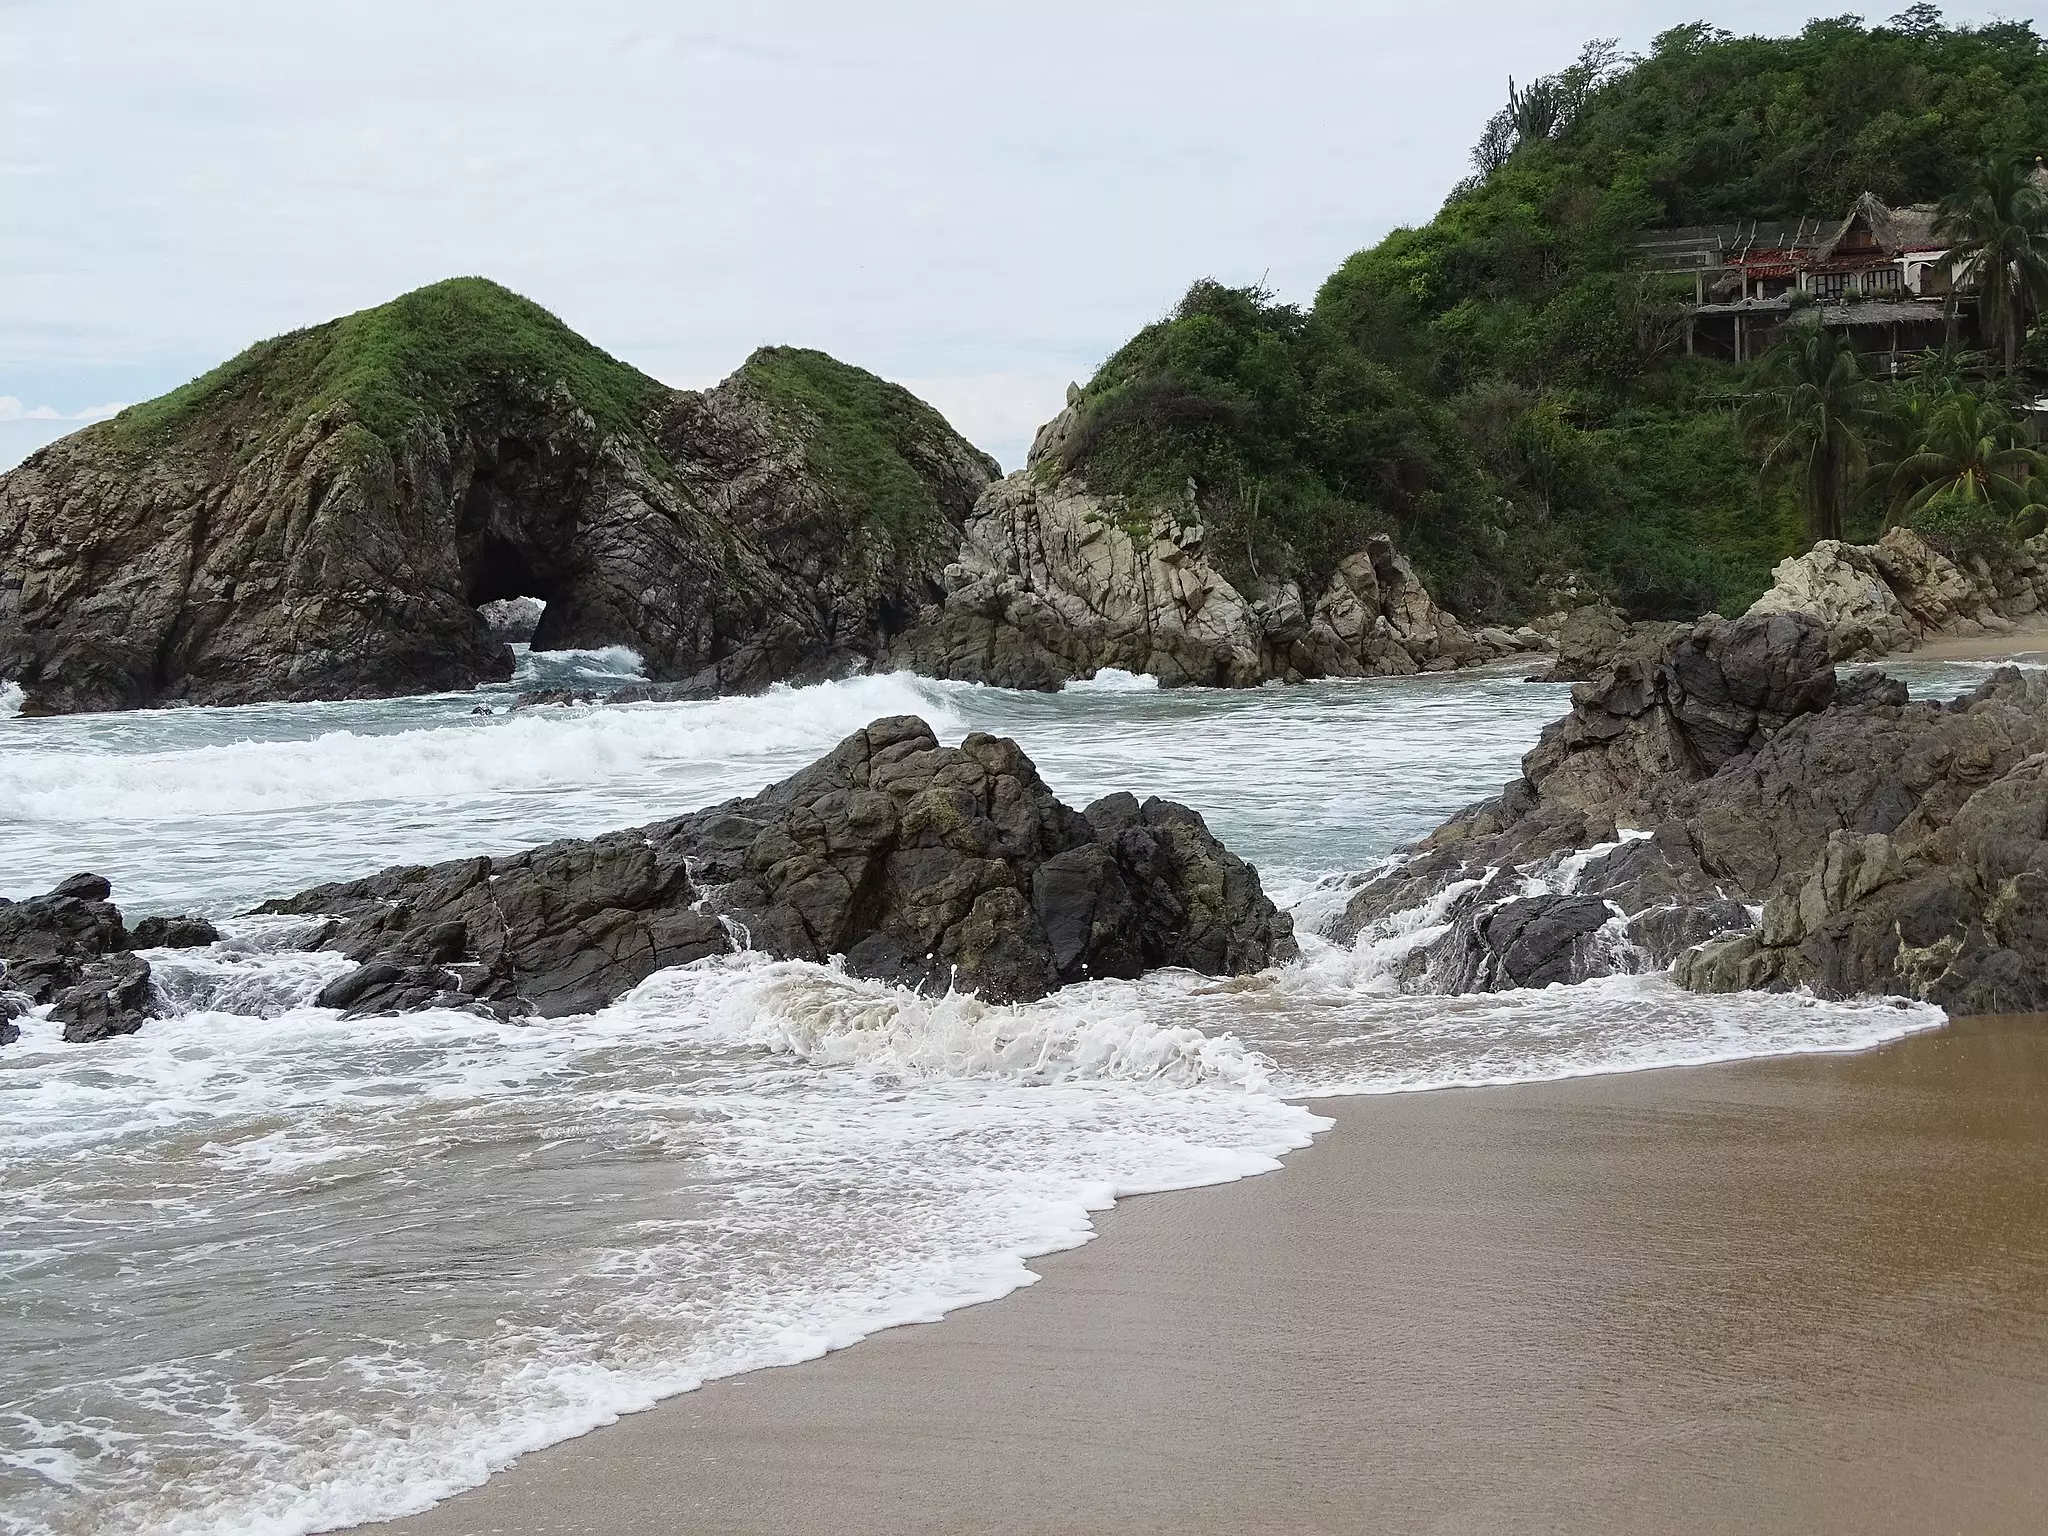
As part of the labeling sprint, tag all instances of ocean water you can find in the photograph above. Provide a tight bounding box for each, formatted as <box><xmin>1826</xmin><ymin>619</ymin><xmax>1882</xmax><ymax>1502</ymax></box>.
<box><xmin>0</xmin><ymin>649</ymin><xmax>1986</xmax><ymax>1535</ymax></box>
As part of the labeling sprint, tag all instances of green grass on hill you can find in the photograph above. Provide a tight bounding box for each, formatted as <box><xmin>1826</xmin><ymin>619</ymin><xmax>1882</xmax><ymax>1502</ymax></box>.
<box><xmin>107</xmin><ymin>277</ymin><xmax>669</xmax><ymax>457</ymax></box>
<box><xmin>1056</xmin><ymin>11</ymin><xmax>2048</xmax><ymax>620</ymax></box>
<box><xmin>737</xmin><ymin>345</ymin><xmax>977</xmax><ymax>542</ymax></box>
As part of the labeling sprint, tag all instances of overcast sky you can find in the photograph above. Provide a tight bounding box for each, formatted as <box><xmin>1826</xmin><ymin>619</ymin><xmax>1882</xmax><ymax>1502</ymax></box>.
<box><xmin>0</xmin><ymin>1</ymin><xmax>2029</xmax><ymax>470</ymax></box>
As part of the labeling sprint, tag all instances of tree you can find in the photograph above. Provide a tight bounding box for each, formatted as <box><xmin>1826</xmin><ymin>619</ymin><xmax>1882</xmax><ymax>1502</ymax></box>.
<box><xmin>1935</xmin><ymin>158</ymin><xmax>2048</xmax><ymax>373</ymax></box>
<box><xmin>1469</xmin><ymin>40</ymin><xmax>1621</xmax><ymax>174</ymax></box>
<box><xmin>1888</xmin><ymin>391</ymin><xmax>2048</xmax><ymax>521</ymax></box>
<box><xmin>1741</xmin><ymin>323</ymin><xmax>1888</xmax><ymax>544</ymax></box>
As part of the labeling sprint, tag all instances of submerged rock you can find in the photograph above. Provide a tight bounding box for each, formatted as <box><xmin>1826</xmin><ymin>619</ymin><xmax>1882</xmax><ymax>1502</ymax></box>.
<box><xmin>267</xmin><ymin>716</ymin><xmax>1295</xmax><ymax>1016</ymax></box>
<box><xmin>1329</xmin><ymin>611</ymin><xmax>2048</xmax><ymax>1011</ymax></box>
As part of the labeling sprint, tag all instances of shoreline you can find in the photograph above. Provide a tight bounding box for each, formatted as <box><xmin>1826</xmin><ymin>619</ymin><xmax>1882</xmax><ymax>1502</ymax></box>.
<box><xmin>1884</xmin><ymin>622</ymin><xmax>2048</xmax><ymax>663</ymax></box>
<box><xmin>377</xmin><ymin>1014</ymin><xmax>2048</xmax><ymax>1536</ymax></box>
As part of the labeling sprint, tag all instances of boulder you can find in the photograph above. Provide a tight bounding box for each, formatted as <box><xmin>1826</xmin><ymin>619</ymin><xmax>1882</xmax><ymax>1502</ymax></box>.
<box><xmin>265</xmin><ymin>716</ymin><xmax>1295</xmax><ymax>1015</ymax></box>
<box><xmin>0</xmin><ymin>875</ymin><xmax>129</xmax><ymax>1003</ymax></box>
<box><xmin>1330</xmin><ymin>611</ymin><xmax>2048</xmax><ymax>1011</ymax></box>
<box><xmin>53</xmin><ymin>953</ymin><xmax>156</xmax><ymax>1044</ymax></box>
<box><xmin>128</xmin><ymin>914</ymin><xmax>221</xmax><ymax>949</ymax></box>
<box><xmin>479</xmin><ymin>596</ymin><xmax>546</xmax><ymax>644</ymax></box>
<box><xmin>1527</xmin><ymin>603</ymin><xmax>1688</xmax><ymax>683</ymax></box>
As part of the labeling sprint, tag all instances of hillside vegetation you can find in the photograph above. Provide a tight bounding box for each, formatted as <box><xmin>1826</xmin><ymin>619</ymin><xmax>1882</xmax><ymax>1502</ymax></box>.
<box><xmin>1055</xmin><ymin>9</ymin><xmax>2048</xmax><ymax>620</ymax></box>
<box><xmin>108</xmin><ymin>277</ymin><xmax>671</xmax><ymax>457</ymax></box>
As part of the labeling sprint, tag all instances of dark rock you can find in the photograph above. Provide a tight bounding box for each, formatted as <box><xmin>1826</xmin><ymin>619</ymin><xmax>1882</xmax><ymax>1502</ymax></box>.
<box><xmin>512</xmin><ymin>689</ymin><xmax>600</xmax><ymax>710</ymax></box>
<box><xmin>267</xmin><ymin>716</ymin><xmax>1294</xmax><ymax>1015</ymax></box>
<box><xmin>50</xmin><ymin>872</ymin><xmax>113</xmax><ymax>901</ymax></box>
<box><xmin>128</xmin><ymin>914</ymin><xmax>220</xmax><ymax>949</ymax></box>
<box><xmin>1835</xmin><ymin>669</ymin><xmax>1910</xmax><ymax>708</ymax></box>
<box><xmin>1419</xmin><ymin>891</ymin><xmax>1619</xmax><ymax>992</ymax></box>
<box><xmin>53</xmin><ymin>953</ymin><xmax>156</xmax><ymax>1043</ymax></box>
<box><xmin>1338</xmin><ymin>613</ymin><xmax>2048</xmax><ymax>1012</ymax></box>
<box><xmin>0</xmin><ymin>283</ymin><xmax>997</xmax><ymax>715</ymax></box>
<box><xmin>0</xmin><ymin>880</ymin><xmax>129</xmax><ymax>1003</ymax></box>
<box><xmin>1533</xmin><ymin>604</ymin><xmax>1691</xmax><ymax>683</ymax></box>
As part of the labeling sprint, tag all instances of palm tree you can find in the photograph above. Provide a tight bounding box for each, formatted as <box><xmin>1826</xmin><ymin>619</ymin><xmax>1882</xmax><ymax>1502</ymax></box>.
<box><xmin>1741</xmin><ymin>322</ymin><xmax>1889</xmax><ymax>544</ymax></box>
<box><xmin>1889</xmin><ymin>392</ymin><xmax>2048</xmax><ymax>522</ymax></box>
<box><xmin>1934</xmin><ymin>159</ymin><xmax>2048</xmax><ymax>374</ymax></box>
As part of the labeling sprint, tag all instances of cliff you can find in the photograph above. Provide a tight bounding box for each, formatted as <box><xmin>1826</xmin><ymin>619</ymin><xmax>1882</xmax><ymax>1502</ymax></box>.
<box><xmin>0</xmin><ymin>279</ymin><xmax>997</xmax><ymax>713</ymax></box>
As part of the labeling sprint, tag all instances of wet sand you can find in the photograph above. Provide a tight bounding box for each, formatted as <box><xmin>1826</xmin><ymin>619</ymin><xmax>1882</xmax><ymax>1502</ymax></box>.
<box><xmin>1889</xmin><ymin>624</ymin><xmax>2048</xmax><ymax>663</ymax></box>
<box><xmin>381</xmin><ymin>1017</ymin><xmax>2048</xmax><ymax>1536</ymax></box>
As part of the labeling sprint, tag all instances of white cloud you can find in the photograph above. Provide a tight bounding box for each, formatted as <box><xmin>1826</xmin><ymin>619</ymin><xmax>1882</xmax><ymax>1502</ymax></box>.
<box><xmin>0</xmin><ymin>1</ymin><xmax>2026</xmax><ymax>464</ymax></box>
<box><xmin>0</xmin><ymin>397</ymin><xmax>125</xmax><ymax>423</ymax></box>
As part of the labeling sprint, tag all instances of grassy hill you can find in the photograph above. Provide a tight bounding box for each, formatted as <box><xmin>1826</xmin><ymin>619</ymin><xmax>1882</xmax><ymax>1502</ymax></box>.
<box><xmin>103</xmin><ymin>277</ymin><xmax>671</xmax><ymax>460</ymax></box>
<box><xmin>1052</xmin><ymin>11</ymin><xmax>2048</xmax><ymax>620</ymax></box>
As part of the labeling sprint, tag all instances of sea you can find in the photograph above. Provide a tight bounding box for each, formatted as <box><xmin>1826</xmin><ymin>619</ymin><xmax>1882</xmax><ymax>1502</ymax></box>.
<box><xmin>0</xmin><ymin>647</ymin><xmax>1985</xmax><ymax>1535</ymax></box>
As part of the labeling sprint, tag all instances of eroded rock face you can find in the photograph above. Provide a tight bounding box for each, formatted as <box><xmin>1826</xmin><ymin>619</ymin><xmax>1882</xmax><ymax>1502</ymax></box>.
<box><xmin>1328</xmin><ymin>611</ymin><xmax>2048</xmax><ymax>1010</ymax></box>
<box><xmin>1747</xmin><ymin>527</ymin><xmax>2048</xmax><ymax>662</ymax></box>
<box><xmin>888</xmin><ymin>469</ymin><xmax>1545</xmax><ymax>691</ymax></box>
<box><xmin>266</xmin><ymin>716</ymin><xmax>1295</xmax><ymax>1016</ymax></box>
<box><xmin>0</xmin><ymin>341</ymin><xmax>995</xmax><ymax>714</ymax></box>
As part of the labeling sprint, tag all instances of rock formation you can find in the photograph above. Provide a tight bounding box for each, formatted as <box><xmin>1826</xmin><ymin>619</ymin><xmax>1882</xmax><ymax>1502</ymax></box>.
<box><xmin>1330</xmin><ymin>611</ymin><xmax>2048</xmax><ymax>1013</ymax></box>
<box><xmin>479</xmin><ymin>596</ymin><xmax>546</xmax><ymax>644</ymax></box>
<box><xmin>0</xmin><ymin>875</ymin><xmax>217</xmax><ymax>1044</ymax></box>
<box><xmin>0</xmin><ymin>280</ymin><xmax>996</xmax><ymax>714</ymax></box>
<box><xmin>263</xmin><ymin>715</ymin><xmax>1295</xmax><ymax>1015</ymax></box>
<box><xmin>1747</xmin><ymin>526</ymin><xmax>2048</xmax><ymax>662</ymax></box>
<box><xmin>1525</xmin><ymin>601</ymin><xmax>1692</xmax><ymax>683</ymax></box>
<box><xmin>888</xmin><ymin>464</ymin><xmax>1546</xmax><ymax>690</ymax></box>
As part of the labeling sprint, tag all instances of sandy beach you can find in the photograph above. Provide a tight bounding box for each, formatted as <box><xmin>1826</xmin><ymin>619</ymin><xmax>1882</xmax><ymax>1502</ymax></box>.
<box><xmin>380</xmin><ymin>1015</ymin><xmax>2048</xmax><ymax>1536</ymax></box>
<box><xmin>1890</xmin><ymin>623</ymin><xmax>2048</xmax><ymax>663</ymax></box>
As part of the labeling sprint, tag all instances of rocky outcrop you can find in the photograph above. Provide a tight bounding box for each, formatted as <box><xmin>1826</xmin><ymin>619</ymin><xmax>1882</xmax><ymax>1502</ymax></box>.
<box><xmin>0</xmin><ymin>874</ymin><xmax>217</xmax><ymax>1043</ymax></box>
<box><xmin>1747</xmin><ymin>527</ymin><xmax>2048</xmax><ymax>662</ymax></box>
<box><xmin>0</xmin><ymin>281</ymin><xmax>997</xmax><ymax>714</ymax></box>
<box><xmin>1328</xmin><ymin>611</ymin><xmax>2048</xmax><ymax>1011</ymax></box>
<box><xmin>1526</xmin><ymin>601</ymin><xmax>1692</xmax><ymax>683</ymax></box>
<box><xmin>888</xmin><ymin>468</ymin><xmax>1546</xmax><ymax>690</ymax></box>
<box><xmin>265</xmin><ymin>716</ymin><xmax>1295</xmax><ymax>1015</ymax></box>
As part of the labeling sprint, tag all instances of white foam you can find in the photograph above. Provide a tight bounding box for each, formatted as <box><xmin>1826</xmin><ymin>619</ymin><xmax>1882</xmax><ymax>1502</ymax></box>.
<box><xmin>0</xmin><ymin>673</ymin><xmax>961</xmax><ymax>824</ymax></box>
<box><xmin>0</xmin><ymin>680</ymin><xmax>21</xmax><ymax>717</ymax></box>
<box><xmin>0</xmin><ymin>949</ymin><xmax>1318</xmax><ymax>1536</ymax></box>
<box><xmin>627</xmin><ymin>956</ymin><xmax>1275</xmax><ymax>1090</ymax></box>
<box><xmin>514</xmin><ymin>643</ymin><xmax>645</xmax><ymax>680</ymax></box>
<box><xmin>1063</xmin><ymin>667</ymin><xmax>1159</xmax><ymax>692</ymax></box>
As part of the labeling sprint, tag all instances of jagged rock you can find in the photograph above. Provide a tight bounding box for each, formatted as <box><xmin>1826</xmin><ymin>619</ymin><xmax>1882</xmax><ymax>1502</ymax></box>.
<box><xmin>1747</xmin><ymin>527</ymin><xmax>2044</xmax><ymax>662</ymax></box>
<box><xmin>128</xmin><ymin>914</ymin><xmax>221</xmax><ymax>949</ymax></box>
<box><xmin>1331</xmin><ymin>610</ymin><xmax>2048</xmax><ymax>1011</ymax></box>
<box><xmin>0</xmin><ymin>281</ymin><xmax>996</xmax><ymax>714</ymax></box>
<box><xmin>888</xmin><ymin>468</ymin><xmax>1534</xmax><ymax>691</ymax></box>
<box><xmin>1527</xmin><ymin>603</ymin><xmax>1689</xmax><ymax>683</ymax></box>
<box><xmin>265</xmin><ymin>716</ymin><xmax>1294</xmax><ymax>1015</ymax></box>
<box><xmin>53</xmin><ymin>953</ymin><xmax>156</xmax><ymax>1043</ymax></box>
<box><xmin>0</xmin><ymin>876</ymin><xmax>129</xmax><ymax>1003</ymax></box>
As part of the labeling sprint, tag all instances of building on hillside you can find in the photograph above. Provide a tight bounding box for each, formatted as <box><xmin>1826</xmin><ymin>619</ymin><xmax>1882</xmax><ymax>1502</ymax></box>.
<box><xmin>1641</xmin><ymin>193</ymin><xmax>1954</xmax><ymax>366</ymax></box>
<box><xmin>1642</xmin><ymin>159</ymin><xmax>2048</xmax><ymax>368</ymax></box>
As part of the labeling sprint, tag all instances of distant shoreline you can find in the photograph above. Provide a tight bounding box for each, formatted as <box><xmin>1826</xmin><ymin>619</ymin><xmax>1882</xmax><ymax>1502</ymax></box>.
<box><xmin>378</xmin><ymin>1014</ymin><xmax>2048</xmax><ymax>1536</ymax></box>
<box><xmin>1887</xmin><ymin>622</ymin><xmax>2048</xmax><ymax>663</ymax></box>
